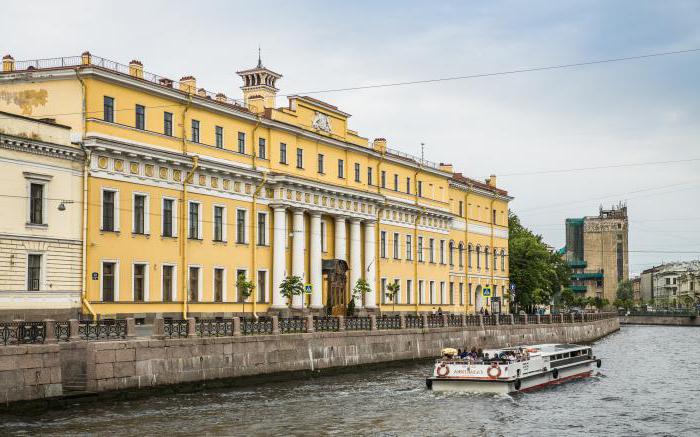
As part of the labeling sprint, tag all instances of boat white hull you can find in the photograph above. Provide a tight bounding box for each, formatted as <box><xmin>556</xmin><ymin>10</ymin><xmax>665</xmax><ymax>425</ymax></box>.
<box><xmin>427</xmin><ymin>361</ymin><xmax>595</xmax><ymax>394</ymax></box>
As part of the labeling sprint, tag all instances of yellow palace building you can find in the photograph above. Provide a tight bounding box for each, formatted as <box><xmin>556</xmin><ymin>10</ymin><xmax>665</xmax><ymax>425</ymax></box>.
<box><xmin>0</xmin><ymin>52</ymin><xmax>511</xmax><ymax>320</ymax></box>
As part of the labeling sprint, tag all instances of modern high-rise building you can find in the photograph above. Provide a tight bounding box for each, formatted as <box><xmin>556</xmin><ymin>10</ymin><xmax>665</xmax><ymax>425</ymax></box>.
<box><xmin>0</xmin><ymin>52</ymin><xmax>512</xmax><ymax>320</ymax></box>
<box><xmin>565</xmin><ymin>203</ymin><xmax>629</xmax><ymax>302</ymax></box>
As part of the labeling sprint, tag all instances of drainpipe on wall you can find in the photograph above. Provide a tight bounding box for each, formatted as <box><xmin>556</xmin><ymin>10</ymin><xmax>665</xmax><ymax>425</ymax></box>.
<box><xmin>464</xmin><ymin>187</ymin><xmax>471</xmax><ymax>315</ymax></box>
<box><xmin>413</xmin><ymin>164</ymin><xmax>422</xmax><ymax>314</ymax></box>
<box><xmin>180</xmin><ymin>96</ymin><xmax>194</xmax><ymax>320</ymax></box>
<box><xmin>250</xmin><ymin>114</ymin><xmax>264</xmax><ymax>319</ymax></box>
<box><xmin>75</xmin><ymin>68</ymin><xmax>96</xmax><ymax>320</ymax></box>
<box><xmin>375</xmin><ymin>149</ymin><xmax>386</xmax><ymax>311</ymax></box>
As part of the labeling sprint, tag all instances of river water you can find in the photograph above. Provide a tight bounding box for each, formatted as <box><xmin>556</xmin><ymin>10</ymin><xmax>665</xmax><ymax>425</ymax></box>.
<box><xmin>2</xmin><ymin>325</ymin><xmax>699</xmax><ymax>436</ymax></box>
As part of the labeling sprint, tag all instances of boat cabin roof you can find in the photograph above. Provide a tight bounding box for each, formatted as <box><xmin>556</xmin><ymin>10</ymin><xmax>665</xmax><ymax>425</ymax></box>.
<box><xmin>483</xmin><ymin>343</ymin><xmax>590</xmax><ymax>357</ymax></box>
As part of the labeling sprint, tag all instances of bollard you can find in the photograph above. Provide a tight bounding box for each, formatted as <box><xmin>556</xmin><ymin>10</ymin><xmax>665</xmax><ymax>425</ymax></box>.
<box><xmin>69</xmin><ymin>319</ymin><xmax>81</xmax><ymax>341</ymax></box>
<box><xmin>369</xmin><ymin>314</ymin><xmax>377</xmax><ymax>331</ymax></box>
<box><xmin>399</xmin><ymin>314</ymin><xmax>406</xmax><ymax>329</ymax></box>
<box><xmin>337</xmin><ymin>315</ymin><xmax>345</xmax><ymax>331</ymax></box>
<box><xmin>233</xmin><ymin>317</ymin><xmax>241</xmax><ymax>336</ymax></box>
<box><xmin>271</xmin><ymin>315</ymin><xmax>279</xmax><ymax>335</ymax></box>
<box><xmin>126</xmin><ymin>317</ymin><xmax>136</xmax><ymax>338</ymax></box>
<box><xmin>460</xmin><ymin>314</ymin><xmax>466</xmax><ymax>327</ymax></box>
<box><xmin>186</xmin><ymin>317</ymin><xmax>196</xmax><ymax>337</ymax></box>
<box><xmin>422</xmin><ymin>313</ymin><xmax>429</xmax><ymax>329</ymax></box>
<box><xmin>306</xmin><ymin>315</ymin><xmax>315</xmax><ymax>333</ymax></box>
<box><xmin>152</xmin><ymin>317</ymin><xmax>165</xmax><ymax>339</ymax></box>
<box><xmin>43</xmin><ymin>319</ymin><xmax>57</xmax><ymax>344</ymax></box>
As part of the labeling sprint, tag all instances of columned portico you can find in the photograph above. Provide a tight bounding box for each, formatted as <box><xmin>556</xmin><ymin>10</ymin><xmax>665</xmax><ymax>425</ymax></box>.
<box><xmin>364</xmin><ymin>220</ymin><xmax>377</xmax><ymax>308</ymax></box>
<box><xmin>309</xmin><ymin>212</ymin><xmax>323</xmax><ymax>309</ymax></box>
<box><xmin>291</xmin><ymin>209</ymin><xmax>305</xmax><ymax>309</ymax></box>
<box><xmin>334</xmin><ymin>216</ymin><xmax>347</xmax><ymax>261</ymax></box>
<box><xmin>271</xmin><ymin>206</ymin><xmax>287</xmax><ymax>309</ymax></box>
<box><xmin>349</xmin><ymin>218</ymin><xmax>362</xmax><ymax>308</ymax></box>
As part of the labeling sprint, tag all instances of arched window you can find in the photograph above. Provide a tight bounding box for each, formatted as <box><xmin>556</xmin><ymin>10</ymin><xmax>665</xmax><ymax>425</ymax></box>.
<box><xmin>485</xmin><ymin>247</ymin><xmax>490</xmax><ymax>270</ymax></box>
<box><xmin>458</xmin><ymin>242</ymin><xmax>464</xmax><ymax>268</ymax></box>
<box><xmin>468</xmin><ymin>244</ymin><xmax>473</xmax><ymax>269</ymax></box>
<box><xmin>448</xmin><ymin>241</ymin><xmax>455</xmax><ymax>266</ymax></box>
<box><xmin>493</xmin><ymin>249</ymin><xmax>498</xmax><ymax>270</ymax></box>
<box><xmin>501</xmin><ymin>249</ymin><xmax>506</xmax><ymax>271</ymax></box>
<box><xmin>476</xmin><ymin>245</ymin><xmax>481</xmax><ymax>269</ymax></box>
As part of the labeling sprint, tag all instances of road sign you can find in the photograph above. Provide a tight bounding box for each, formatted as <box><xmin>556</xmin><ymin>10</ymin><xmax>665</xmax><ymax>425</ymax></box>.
<box><xmin>304</xmin><ymin>284</ymin><xmax>313</xmax><ymax>295</ymax></box>
<box><xmin>510</xmin><ymin>283</ymin><xmax>516</xmax><ymax>291</ymax></box>
<box><xmin>482</xmin><ymin>286</ymin><xmax>491</xmax><ymax>297</ymax></box>
<box><xmin>91</xmin><ymin>272</ymin><xmax>99</xmax><ymax>280</ymax></box>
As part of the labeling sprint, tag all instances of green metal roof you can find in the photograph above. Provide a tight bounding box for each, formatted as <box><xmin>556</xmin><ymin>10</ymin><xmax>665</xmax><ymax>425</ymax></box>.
<box><xmin>566</xmin><ymin>218</ymin><xmax>585</xmax><ymax>225</ymax></box>
<box><xmin>567</xmin><ymin>260</ymin><xmax>587</xmax><ymax>268</ymax></box>
<box><xmin>571</xmin><ymin>285</ymin><xmax>588</xmax><ymax>293</ymax></box>
<box><xmin>571</xmin><ymin>272</ymin><xmax>604</xmax><ymax>280</ymax></box>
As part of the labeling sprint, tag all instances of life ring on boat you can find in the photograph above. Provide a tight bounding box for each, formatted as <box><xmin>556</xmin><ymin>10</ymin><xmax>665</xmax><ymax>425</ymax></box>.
<box><xmin>596</xmin><ymin>359</ymin><xmax>602</xmax><ymax>368</ymax></box>
<box><xmin>552</xmin><ymin>368</ymin><xmax>559</xmax><ymax>379</ymax></box>
<box><xmin>436</xmin><ymin>364</ymin><xmax>450</xmax><ymax>377</ymax></box>
<box><xmin>514</xmin><ymin>379</ymin><xmax>522</xmax><ymax>390</ymax></box>
<box><xmin>487</xmin><ymin>363</ymin><xmax>502</xmax><ymax>379</ymax></box>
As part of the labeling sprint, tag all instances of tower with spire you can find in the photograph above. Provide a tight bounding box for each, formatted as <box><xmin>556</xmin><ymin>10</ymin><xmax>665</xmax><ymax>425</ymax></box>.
<box><xmin>236</xmin><ymin>48</ymin><xmax>282</xmax><ymax>112</ymax></box>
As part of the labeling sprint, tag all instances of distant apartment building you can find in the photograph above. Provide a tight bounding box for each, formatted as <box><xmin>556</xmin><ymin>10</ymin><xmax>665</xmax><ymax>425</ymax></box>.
<box><xmin>564</xmin><ymin>203</ymin><xmax>629</xmax><ymax>302</ymax></box>
<box><xmin>640</xmin><ymin>261</ymin><xmax>700</xmax><ymax>306</ymax></box>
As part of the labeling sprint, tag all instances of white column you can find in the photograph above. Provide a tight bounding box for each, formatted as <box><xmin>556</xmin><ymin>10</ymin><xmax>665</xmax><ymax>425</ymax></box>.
<box><xmin>291</xmin><ymin>209</ymin><xmax>305</xmax><ymax>309</ymax></box>
<box><xmin>272</xmin><ymin>206</ymin><xmax>287</xmax><ymax>309</ymax></box>
<box><xmin>334</xmin><ymin>216</ymin><xmax>347</xmax><ymax>261</ymax></box>
<box><xmin>309</xmin><ymin>212</ymin><xmax>323</xmax><ymax>309</ymax></box>
<box><xmin>364</xmin><ymin>220</ymin><xmax>377</xmax><ymax>308</ymax></box>
<box><xmin>349</xmin><ymin>218</ymin><xmax>362</xmax><ymax>308</ymax></box>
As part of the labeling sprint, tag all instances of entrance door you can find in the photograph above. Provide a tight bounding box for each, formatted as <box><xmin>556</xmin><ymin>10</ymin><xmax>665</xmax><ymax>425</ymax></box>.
<box><xmin>322</xmin><ymin>259</ymin><xmax>349</xmax><ymax>315</ymax></box>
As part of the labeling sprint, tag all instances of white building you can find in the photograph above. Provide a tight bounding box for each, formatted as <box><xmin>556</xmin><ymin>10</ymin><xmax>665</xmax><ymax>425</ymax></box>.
<box><xmin>640</xmin><ymin>261</ymin><xmax>700</xmax><ymax>307</ymax></box>
<box><xmin>0</xmin><ymin>112</ymin><xmax>84</xmax><ymax>320</ymax></box>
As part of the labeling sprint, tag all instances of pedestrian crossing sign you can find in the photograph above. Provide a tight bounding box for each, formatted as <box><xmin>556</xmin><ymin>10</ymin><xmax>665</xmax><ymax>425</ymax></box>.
<box><xmin>304</xmin><ymin>284</ymin><xmax>313</xmax><ymax>294</ymax></box>
<box><xmin>482</xmin><ymin>286</ymin><xmax>491</xmax><ymax>297</ymax></box>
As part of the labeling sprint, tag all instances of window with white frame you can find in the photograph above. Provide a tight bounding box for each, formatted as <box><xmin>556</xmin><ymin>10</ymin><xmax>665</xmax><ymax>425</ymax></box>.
<box><xmin>393</xmin><ymin>233</ymin><xmax>400</xmax><ymax>259</ymax></box>
<box><xmin>440</xmin><ymin>281</ymin><xmax>446</xmax><ymax>304</ymax></box>
<box><xmin>439</xmin><ymin>240</ymin><xmax>445</xmax><ymax>264</ymax></box>
<box><xmin>429</xmin><ymin>239</ymin><xmax>435</xmax><ymax>263</ymax></box>
<box><xmin>429</xmin><ymin>281</ymin><xmax>435</xmax><ymax>304</ymax></box>
<box><xmin>448</xmin><ymin>241</ymin><xmax>454</xmax><ymax>266</ymax></box>
<box><xmin>380</xmin><ymin>231</ymin><xmax>387</xmax><ymax>258</ymax></box>
<box><xmin>102</xmin><ymin>189</ymin><xmax>118</xmax><ymax>232</ymax></box>
<box><xmin>102</xmin><ymin>261</ymin><xmax>117</xmax><ymax>302</ymax></box>
<box><xmin>162</xmin><ymin>197</ymin><xmax>175</xmax><ymax>237</ymax></box>
<box><xmin>24</xmin><ymin>172</ymin><xmax>51</xmax><ymax>226</ymax></box>
<box><xmin>214</xmin><ymin>267</ymin><xmax>225</xmax><ymax>302</ymax></box>
<box><xmin>501</xmin><ymin>250</ymin><xmax>506</xmax><ymax>271</ymax></box>
<box><xmin>213</xmin><ymin>205</ymin><xmax>226</xmax><ymax>242</ymax></box>
<box><xmin>449</xmin><ymin>282</ymin><xmax>454</xmax><ymax>305</ymax></box>
<box><xmin>381</xmin><ymin>278</ymin><xmax>387</xmax><ymax>304</ymax></box>
<box><xmin>27</xmin><ymin>254</ymin><xmax>42</xmax><ymax>291</ymax></box>
<box><xmin>406</xmin><ymin>279</ymin><xmax>413</xmax><ymax>304</ymax></box>
<box><xmin>133</xmin><ymin>263</ymin><xmax>148</xmax><ymax>302</ymax></box>
<box><xmin>236</xmin><ymin>269</ymin><xmax>248</xmax><ymax>302</ymax></box>
<box><xmin>133</xmin><ymin>193</ymin><xmax>149</xmax><ymax>234</ymax></box>
<box><xmin>406</xmin><ymin>235</ymin><xmax>413</xmax><ymax>260</ymax></box>
<box><xmin>393</xmin><ymin>278</ymin><xmax>401</xmax><ymax>304</ymax></box>
<box><xmin>188</xmin><ymin>266</ymin><xmax>201</xmax><ymax>302</ymax></box>
<box><xmin>459</xmin><ymin>282</ymin><xmax>464</xmax><ymax>306</ymax></box>
<box><xmin>257</xmin><ymin>270</ymin><xmax>267</xmax><ymax>303</ymax></box>
<box><xmin>257</xmin><ymin>212</ymin><xmax>267</xmax><ymax>245</ymax></box>
<box><xmin>162</xmin><ymin>264</ymin><xmax>175</xmax><ymax>302</ymax></box>
<box><xmin>236</xmin><ymin>209</ymin><xmax>247</xmax><ymax>244</ymax></box>
<box><xmin>418</xmin><ymin>280</ymin><xmax>424</xmax><ymax>304</ymax></box>
<box><xmin>417</xmin><ymin>236</ymin><xmax>424</xmax><ymax>262</ymax></box>
<box><xmin>188</xmin><ymin>202</ymin><xmax>201</xmax><ymax>239</ymax></box>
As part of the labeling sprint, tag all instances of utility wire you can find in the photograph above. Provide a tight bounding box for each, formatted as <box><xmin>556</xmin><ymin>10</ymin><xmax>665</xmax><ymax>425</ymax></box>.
<box><xmin>491</xmin><ymin>157</ymin><xmax>700</xmax><ymax>178</ymax></box>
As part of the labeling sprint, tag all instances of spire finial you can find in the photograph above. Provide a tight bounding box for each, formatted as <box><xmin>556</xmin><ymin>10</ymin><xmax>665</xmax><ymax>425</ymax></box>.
<box><xmin>257</xmin><ymin>45</ymin><xmax>262</xmax><ymax>68</ymax></box>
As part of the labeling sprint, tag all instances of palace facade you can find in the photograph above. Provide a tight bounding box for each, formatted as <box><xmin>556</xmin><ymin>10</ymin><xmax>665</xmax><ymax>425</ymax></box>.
<box><xmin>0</xmin><ymin>53</ymin><xmax>511</xmax><ymax>320</ymax></box>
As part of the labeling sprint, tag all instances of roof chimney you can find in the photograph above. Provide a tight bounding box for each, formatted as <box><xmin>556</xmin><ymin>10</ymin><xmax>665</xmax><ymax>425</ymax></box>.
<box><xmin>159</xmin><ymin>77</ymin><xmax>173</xmax><ymax>88</ymax></box>
<box><xmin>215</xmin><ymin>93</ymin><xmax>227</xmax><ymax>103</ymax></box>
<box><xmin>179</xmin><ymin>76</ymin><xmax>196</xmax><ymax>94</ymax></box>
<box><xmin>2</xmin><ymin>55</ymin><xmax>15</xmax><ymax>72</ymax></box>
<box><xmin>487</xmin><ymin>174</ymin><xmax>497</xmax><ymax>187</ymax></box>
<box><xmin>372</xmin><ymin>138</ymin><xmax>387</xmax><ymax>153</ymax></box>
<box><xmin>197</xmin><ymin>88</ymin><xmax>208</xmax><ymax>98</ymax></box>
<box><xmin>129</xmin><ymin>60</ymin><xmax>143</xmax><ymax>78</ymax></box>
<box><xmin>81</xmin><ymin>51</ymin><xmax>92</xmax><ymax>65</ymax></box>
<box><xmin>439</xmin><ymin>163</ymin><xmax>454</xmax><ymax>173</ymax></box>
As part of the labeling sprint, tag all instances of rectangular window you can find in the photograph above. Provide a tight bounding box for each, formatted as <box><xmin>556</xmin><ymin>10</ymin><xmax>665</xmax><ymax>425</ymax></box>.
<box><xmin>133</xmin><ymin>194</ymin><xmax>146</xmax><ymax>234</ymax></box>
<box><xmin>406</xmin><ymin>279</ymin><xmax>413</xmax><ymax>305</ymax></box>
<box><xmin>381</xmin><ymin>278</ymin><xmax>387</xmax><ymax>304</ymax></box>
<box><xmin>163</xmin><ymin>112</ymin><xmax>173</xmax><ymax>136</ymax></box>
<box><xmin>406</xmin><ymin>177</ymin><xmax>411</xmax><ymax>194</ymax></box>
<box><xmin>439</xmin><ymin>240</ymin><xmax>445</xmax><ymax>264</ymax></box>
<box><xmin>236</xmin><ymin>269</ymin><xmax>247</xmax><ymax>302</ymax></box>
<box><xmin>440</xmin><ymin>282</ymin><xmax>446</xmax><ymax>305</ymax></box>
<box><xmin>162</xmin><ymin>265</ymin><xmax>174</xmax><ymax>302</ymax></box>
<box><xmin>103</xmin><ymin>262</ymin><xmax>116</xmax><ymax>302</ymax></box>
<box><xmin>338</xmin><ymin>159</ymin><xmax>344</xmax><ymax>178</ymax></box>
<box><xmin>393</xmin><ymin>174</ymin><xmax>398</xmax><ymax>191</ymax></box>
<box><xmin>469</xmin><ymin>283</ymin><xmax>473</xmax><ymax>305</ymax></box>
<box><xmin>162</xmin><ymin>198</ymin><xmax>174</xmax><ymax>237</ymax></box>
<box><xmin>214</xmin><ymin>206</ymin><xmax>224</xmax><ymax>241</ymax></box>
<box><xmin>257</xmin><ymin>212</ymin><xmax>267</xmax><ymax>245</ymax></box>
<box><xmin>237</xmin><ymin>132</ymin><xmax>246</xmax><ymax>154</ymax></box>
<box><xmin>27</xmin><ymin>254</ymin><xmax>41</xmax><ymax>291</ymax></box>
<box><xmin>459</xmin><ymin>282</ymin><xmax>464</xmax><ymax>306</ymax></box>
<box><xmin>296</xmin><ymin>148</ymin><xmax>303</xmax><ymax>169</ymax></box>
<box><xmin>354</xmin><ymin>163</ymin><xmax>361</xmax><ymax>182</ymax></box>
<box><xmin>417</xmin><ymin>237</ymin><xmax>424</xmax><ymax>262</ymax></box>
<box><xmin>493</xmin><ymin>209</ymin><xmax>497</xmax><ymax>224</ymax></box>
<box><xmin>257</xmin><ymin>271</ymin><xmax>267</xmax><ymax>303</ymax></box>
<box><xmin>280</xmin><ymin>143</ymin><xmax>287</xmax><ymax>164</ymax></box>
<box><xmin>236</xmin><ymin>209</ymin><xmax>246</xmax><ymax>244</ymax></box>
<box><xmin>29</xmin><ymin>183</ymin><xmax>43</xmax><ymax>225</ymax></box>
<box><xmin>449</xmin><ymin>282</ymin><xmax>455</xmax><ymax>305</ymax></box>
<box><xmin>367</xmin><ymin>167</ymin><xmax>373</xmax><ymax>185</ymax></box>
<box><xmin>406</xmin><ymin>235</ymin><xmax>413</xmax><ymax>260</ymax></box>
<box><xmin>103</xmin><ymin>96</ymin><xmax>114</xmax><ymax>122</ymax></box>
<box><xmin>417</xmin><ymin>181</ymin><xmax>422</xmax><ymax>197</ymax></box>
<box><xmin>189</xmin><ymin>202</ymin><xmax>200</xmax><ymax>239</ymax></box>
<box><xmin>381</xmin><ymin>171</ymin><xmax>386</xmax><ymax>188</ymax></box>
<box><xmin>317</xmin><ymin>154</ymin><xmax>324</xmax><ymax>174</ymax></box>
<box><xmin>189</xmin><ymin>267</ymin><xmax>199</xmax><ymax>302</ymax></box>
<box><xmin>458</xmin><ymin>201</ymin><xmax>463</xmax><ymax>216</ymax></box>
<box><xmin>258</xmin><ymin>138</ymin><xmax>266</xmax><ymax>159</ymax></box>
<box><xmin>429</xmin><ymin>281</ymin><xmax>435</xmax><ymax>304</ymax></box>
<box><xmin>419</xmin><ymin>280</ymin><xmax>424</xmax><ymax>304</ymax></box>
<box><xmin>393</xmin><ymin>233</ymin><xmax>400</xmax><ymax>259</ymax></box>
<box><xmin>102</xmin><ymin>190</ymin><xmax>115</xmax><ymax>231</ymax></box>
<box><xmin>429</xmin><ymin>238</ymin><xmax>435</xmax><ymax>263</ymax></box>
<box><xmin>215</xmin><ymin>126</ymin><xmax>224</xmax><ymax>148</ymax></box>
<box><xmin>380</xmin><ymin>231</ymin><xmax>387</xmax><ymax>258</ymax></box>
<box><xmin>214</xmin><ymin>268</ymin><xmax>224</xmax><ymax>302</ymax></box>
<box><xmin>134</xmin><ymin>264</ymin><xmax>146</xmax><ymax>302</ymax></box>
<box><xmin>135</xmin><ymin>104</ymin><xmax>145</xmax><ymax>130</ymax></box>
<box><xmin>191</xmin><ymin>119</ymin><xmax>200</xmax><ymax>143</ymax></box>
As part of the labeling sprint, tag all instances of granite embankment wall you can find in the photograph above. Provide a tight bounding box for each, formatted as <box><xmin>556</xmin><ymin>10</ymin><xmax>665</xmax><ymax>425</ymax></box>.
<box><xmin>1</xmin><ymin>317</ymin><xmax>618</xmax><ymax>406</ymax></box>
<box><xmin>619</xmin><ymin>315</ymin><xmax>699</xmax><ymax>326</ymax></box>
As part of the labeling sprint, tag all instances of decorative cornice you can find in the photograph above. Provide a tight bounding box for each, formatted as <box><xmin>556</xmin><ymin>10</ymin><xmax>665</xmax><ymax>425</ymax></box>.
<box><xmin>0</xmin><ymin>133</ymin><xmax>84</xmax><ymax>161</ymax></box>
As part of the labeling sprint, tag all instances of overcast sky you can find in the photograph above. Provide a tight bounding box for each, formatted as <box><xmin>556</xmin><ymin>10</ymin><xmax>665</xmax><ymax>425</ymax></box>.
<box><xmin>4</xmin><ymin>0</ymin><xmax>700</xmax><ymax>275</ymax></box>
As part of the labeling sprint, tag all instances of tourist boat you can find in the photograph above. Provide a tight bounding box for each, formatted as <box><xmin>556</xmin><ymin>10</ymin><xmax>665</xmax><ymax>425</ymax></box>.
<box><xmin>426</xmin><ymin>344</ymin><xmax>602</xmax><ymax>394</ymax></box>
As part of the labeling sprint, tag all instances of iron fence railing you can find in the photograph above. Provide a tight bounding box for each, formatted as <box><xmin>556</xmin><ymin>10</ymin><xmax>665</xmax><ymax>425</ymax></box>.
<box><xmin>405</xmin><ymin>315</ymin><xmax>424</xmax><ymax>329</ymax></box>
<box><xmin>195</xmin><ymin>319</ymin><xmax>234</xmax><ymax>337</ymax></box>
<box><xmin>241</xmin><ymin>317</ymin><xmax>273</xmax><ymax>335</ymax></box>
<box><xmin>482</xmin><ymin>315</ymin><xmax>496</xmax><ymax>326</ymax></box>
<box><xmin>426</xmin><ymin>315</ymin><xmax>444</xmax><ymax>328</ymax></box>
<box><xmin>54</xmin><ymin>321</ymin><xmax>71</xmax><ymax>341</ymax></box>
<box><xmin>376</xmin><ymin>316</ymin><xmax>401</xmax><ymax>330</ymax></box>
<box><xmin>313</xmin><ymin>317</ymin><xmax>340</xmax><ymax>332</ymax></box>
<box><xmin>279</xmin><ymin>318</ymin><xmax>307</xmax><ymax>334</ymax></box>
<box><xmin>465</xmin><ymin>315</ymin><xmax>481</xmax><ymax>326</ymax></box>
<box><xmin>498</xmin><ymin>314</ymin><xmax>511</xmax><ymax>325</ymax></box>
<box><xmin>0</xmin><ymin>321</ymin><xmax>46</xmax><ymax>346</ymax></box>
<box><xmin>447</xmin><ymin>315</ymin><xmax>462</xmax><ymax>327</ymax></box>
<box><xmin>164</xmin><ymin>319</ymin><xmax>189</xmax><ymax>338</ymax></box>
<box><xmin>345</xmin><ymin>317</ymin><xmax>371</xmax><ymax>331</ymax></box>
<box><xmin>78</xmin><ymin>320</ymin><xmax>127</xmax><ymax>340</ymax></box>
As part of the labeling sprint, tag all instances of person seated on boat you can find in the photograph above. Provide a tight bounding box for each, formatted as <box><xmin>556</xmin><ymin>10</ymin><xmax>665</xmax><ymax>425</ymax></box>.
<box><xmin>477</xmin><ymin>348</ymin><xmax>484</xmax><ymax>358</ymax></box>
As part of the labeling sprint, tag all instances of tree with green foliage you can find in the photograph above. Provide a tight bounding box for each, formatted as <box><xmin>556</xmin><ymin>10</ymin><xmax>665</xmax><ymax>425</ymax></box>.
<box><xmin>279</xmin><ymin>275</ymin><xmax>304</xmax><ymax>307</ymax></box>
<box><xmin>352</xmin><ymin>278</ymin><xmax>371</xmax><ymax>308</ymax></box>
<box><xmin>614</xmin><ymin>280</ymin><xmax>634</xmax><ymax>310</ymax></box>
<box><xmin>236</xmin><ymin>273</ymin><xmax>255</xmax><ymax>316</ymax></box>
<box><xmin>508</xmin><ymin>213</ymin><xmax>571</xmax><ymax>313</ymax></box>
<box><xmin>385</xmin><ymin>281</ymin><xmax>401</xmax><ymax>313</ymax></box>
